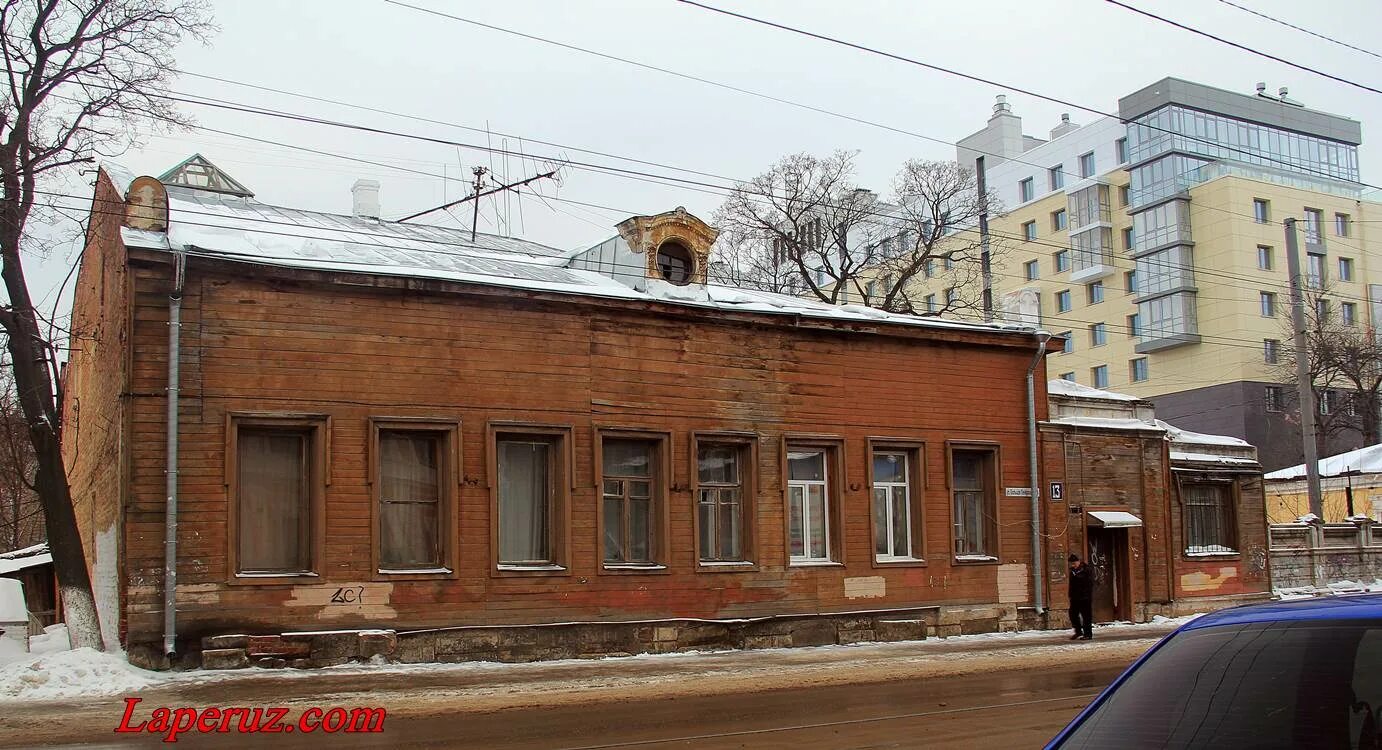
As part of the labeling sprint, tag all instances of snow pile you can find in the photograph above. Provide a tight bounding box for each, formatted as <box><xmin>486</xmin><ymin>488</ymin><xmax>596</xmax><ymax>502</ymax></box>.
<box><xmin>0</xmin><ymin>647</ymin><xmax>160</xmax><ymax>701</ymax></box>
<box><xmin>1274</xmin><ymin>579</ymin><xmax>1382</xmax><ymax>600</ymax></box>
<box><xmin>0</xmin><ymin>578</ymin><xmax>25</xmax><ymax>624</ymax></box>
<box><xmin>1047</xmin><ymin>379</ymin><xmax>1142</xmax><ymax>402</ymax></box>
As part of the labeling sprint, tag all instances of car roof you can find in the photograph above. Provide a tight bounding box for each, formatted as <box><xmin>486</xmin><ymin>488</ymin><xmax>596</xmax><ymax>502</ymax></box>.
<box><xmin>1181</xmin><ymin>592</ymin><xmax>1382</xmax><ymax>630</ymax></box>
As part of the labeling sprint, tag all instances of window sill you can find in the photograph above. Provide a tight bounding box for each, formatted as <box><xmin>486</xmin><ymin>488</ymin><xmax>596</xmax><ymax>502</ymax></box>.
<box><xmin>873</xmin><ymin>556</ymin><xmax>928</xmax><ymax>568</ymax></box>
<box><xmin>952</xmin><ymin>555</ymin><xmax>999</xmax><ymax>565</ymax></box>
<box><xmin>789</xmin><ymin>560</ymin><xmax>845</xmax><ymax>568</ymax></box>
<box><xmin>492</xmin><ymin>563</ymin><xmax>570</xmax><ymax>578</ymax></box>
<box><xmin>1183</xmin><ymin>550</ymin><xmax>1240</xmax><ymax>559</ymax></box>
<box><xmin>600</xmin><ymin>563</ymin><xmax>671</xmax><ymax>575</ymax></box>
<box><xmin>230</xmin><ymin>572</ymin><xmax>319</xmax><ymax>586</ymax></box>
<box><xmin>379</xmin><ymin>567</ymin><xmax>452</xmax><ymax>575</ymax></box>
<box><xmin>697</xmin><ymin>561</ymin><xmax>758</xmax><ymax>573</ymax></box>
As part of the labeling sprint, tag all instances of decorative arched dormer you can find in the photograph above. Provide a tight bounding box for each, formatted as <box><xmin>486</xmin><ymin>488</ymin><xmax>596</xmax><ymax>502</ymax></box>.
<box><xmin>615</xmin><ymin>207</ymin><xmax>719</xmax><ymax>286</ymax></box>
<box><xmin>124</xmin><ymin>175</ymin><xmax>169</xmax><ymax>232</ymax></box>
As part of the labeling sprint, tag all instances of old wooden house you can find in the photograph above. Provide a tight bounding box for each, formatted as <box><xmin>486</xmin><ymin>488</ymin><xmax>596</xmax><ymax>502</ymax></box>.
<box><xmin>1041</xmin><ymin>380</ymin><xmax>1271</xmax><ymax>625</ymax></box>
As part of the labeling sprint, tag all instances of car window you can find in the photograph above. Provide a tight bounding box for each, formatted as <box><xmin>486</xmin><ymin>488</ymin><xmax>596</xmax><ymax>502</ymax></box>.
<box><xmin>1057</xmin><ymin>620</ymin><xmax>1381</xmax><ymax>749</ymax></box>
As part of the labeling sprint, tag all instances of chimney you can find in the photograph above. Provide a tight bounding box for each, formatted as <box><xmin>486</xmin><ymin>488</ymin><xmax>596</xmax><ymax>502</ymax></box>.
<box><xmin>991</xmin><ymin>94</ymin><xmax>1013</xmax><ymax>119</ymax></box>
<box><xmin>957</xmin><ymin>95</ymin><xmax>1025</xmax><ymax>166</ymax></box>
<box><xmin>1279</xmin><ymin>86</ymin><xmax>1289</xmax><ymax>98</ymax></box>
<box><xmin>1256</xmin><ymin>82</ymin><xmax>1267</xmax><ymax>96</ymax></box>
<box><xmin>352</xmin><ymin>179</ymin><xmax>380</xmax><ymax>220</ymax></box>
<box><xmin>1049</xmin><ymin>113</ymin><xmax>1080</xmax><ymax>140</ymax></box>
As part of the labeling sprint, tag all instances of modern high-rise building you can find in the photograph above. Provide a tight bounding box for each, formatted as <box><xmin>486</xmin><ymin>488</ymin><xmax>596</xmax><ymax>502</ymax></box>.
<box><xmin>943</xmin><ymin>77</ymin><xmax>1378</xmax><ymax>470</ymax></box>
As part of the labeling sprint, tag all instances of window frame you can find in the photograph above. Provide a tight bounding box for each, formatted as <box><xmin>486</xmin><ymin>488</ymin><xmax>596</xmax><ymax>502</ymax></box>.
<box><xmin>1124</xmin><ymin>270</ymin><xmax>1137</xmax><ymax>294</ymax></box>
<box><xmin>1089</xmin><ymin>322</ymin><xmax>1107</xmax><ymax>347</ymax></box>
<box><xmin>782</xmin><ymin>434</ymin><xmax>846</xmax><ymax>567</ymax></box>
<box><xmin>1051</xmin><ymin>209</ymin><xmax>1067</xmax><ymax>232</ymax></box>
<box><xmin>1342</xmin><ymin>301</ymin><xmax>1356</xmax><ymax>326</ymax></box>
<box><xmin>867</xmin><ymin>438</ymin><xmax>927</xmax><ymax>568</ymax></box>
<box><xmin>1263</xmin><ymin>338</ymin><xmax>1280</xmax><ymax>365</ymax></box>
<box><xmin>1130</xmin><ymin>357</ymin><xmax>1149</xmax><ymax>383</ymax></box>
<box><xmin>1092</xmin><ymin>364</ymin><xmax>1109</xmax><ymax>389</ymax></box>
<box><xmin>1087</xmin><ymin>281</ymin><xmax>1104</xmax><ymax>305</ymax></box>
<box><xmin>1260</xmin><ymin>291</ymin><xmax>1277</xmax><ymax>317</ymax></box>
<box><xmin>1265</xmin><ymin>385</ymin><xmax>1284</xmax><ymax>412</ymax></box>
<box><xmin>1253</xmin><ymin>198</ymin><xmax>1270</xmax><ymax>224</ymax></box>
<box><xmin>1127</xmin><ymin>313</ymin><xmax>1141</xmax><ymax>338</ymax></box>
<box><xmin>225</xmin><ymin>412</ymin><xmax>330</xmax><ymax>585</ymax></box>
<box><xmin>1335</xmin><ymin>212</ymin><xmax>1350</xmax><ymax>237</ymax></box>
<box><xmin>1338</xmin><ymin>256</ymin><xmax>1354</xmax><ymax>282</ymax></box>
<box><xmin>1122</xmin><ymin>226</ymin><xmax>1134</xmax><ymax>251</ymax></box>
<box><xmin>1115</xmin><ymin>138</ymin><xmax>1129</xmax><ymax>165</ymax></box>
<box><xmin>1023</xmin><ymin>259</ymin><xmax>1039</xmax><ymax>281</ymax></box>
<box><xmin>1056</xmin><ymin>289</ymin><xmax>1072</xmax><ymax>313</ymax></box>
<box><xmin>488</xmin><ymin>422</ymin><xmax>574</xmax><ymax>577</ymax></box>
<box><xmin>1179</xmin><ymin>479</ymin><xmax>1239</xmax><ymax>557</ymax></box>
<box><xmin>368</xmin><ymin>417</ymin><xmax>461</xmax><ymax>580</ymax></box>
<box><xmin>1257</xmin><ymin>245</ymin><xmax>1273</xmax><ymax>271</ymax></box>
<box><xmin>1079</xmin><ymin>151</ymin><xmax>1096</xmax><ymax>178</ymax></box>
<box><xmin>1054</xmin><ymin>249</ymin><xmax>1070</xmax><ymax>272</ymax></box>
<box><xmin>595</xmin><ymin>427</ymin><xmax>673</xmax><ymax>574</ymax></box>
<box><xmin>1018</xmin><ymin>177</ymin><xmax>1034</xmax><ymax>203</ymax></box>
<box><xmin>1022</xmin><ymin>220</ymin><xmax>1037</xmax><ymax>242</ymax></box>
<box><xmin>1049</xmin><ymin>165</ymin><xmax>1064</xmax><ymax>191</ymax></box>
<box><xmin>691</xmin><ymin>431</ymin><xmax>759</xmax><ymax>572</ymax></box>
<box><xmin>946</xmin><ymin>441</ymin><xmax>1001</xmax><ymax>564</ymax></box>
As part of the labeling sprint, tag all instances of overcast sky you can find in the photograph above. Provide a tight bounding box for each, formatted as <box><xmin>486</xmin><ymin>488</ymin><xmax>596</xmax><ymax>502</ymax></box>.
<box><xmin>31</xmin><ymin>0</ymin><xmax>1382</xmax><ymax>320</ymax></box>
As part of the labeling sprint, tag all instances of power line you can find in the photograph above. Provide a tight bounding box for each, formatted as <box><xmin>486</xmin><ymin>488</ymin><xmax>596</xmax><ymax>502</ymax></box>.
<box><xmin>670</xmin><ymin>0</ymin><xmax>1380</xmax><ymax>190</ymax></box>
<box><xmin>1103</xmin><ymin>0</ymin><xmax>1382</xmax><ymax>95</ymax></box>
<box><xmin>1215</xmin><ymin>0</ymin><xmax>1382</xmax><ymax>61</ymax></box>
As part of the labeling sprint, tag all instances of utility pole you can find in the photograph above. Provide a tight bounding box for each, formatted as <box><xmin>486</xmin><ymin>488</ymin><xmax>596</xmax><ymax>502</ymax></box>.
<box><xmin>976</xmin><ymin>156</ymin><xmax>993</xmax><ymax>322</ymax></box>
<box><xmin>1285</xmin><ymin>217</ymin><xmax>1324</xmax><ymax>518</ymax></box>
<box><xmin>470</xmin><ymin>167</ymin><xmax>487</xmax><ymax>242</ymax></box>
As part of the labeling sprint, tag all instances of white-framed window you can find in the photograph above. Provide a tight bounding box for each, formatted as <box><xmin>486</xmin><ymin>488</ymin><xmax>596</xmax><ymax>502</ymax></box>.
<box><xmin>1260</xmin><ymin>292</ymin><xmax>1277</xmax><ymax>317</ymax></box>
<box><xmin>1304</xmin><ymin>208</ymin><xmax>1323</xmax><ymax>243</ymax></box>
<box><xmin>787</xmin><ymin>450</ymin><xmax>831</xmax><ymax>563</ymax></box>
<box><xmin>1336</xmin><ymin>213</ymin><xmax>1351</xmax><ymax>237</ymax></box>
<box><xmin>872</xmin><ymin>450</ymin><xmax>916</xmax><ymax>561</ymax></box>
<box><xmin>1339</xmin><ymin>257</ymin><xmax>1354</xmax><ymax>282</ymax></box>
<box><xmin>1130</xmin><ymin>358</ymin><xmax>1148</xmax><ymax>382</ymax></box>
<box><xmin>1253</xmin><ymin>198</ymin><xmax>1270</xmax><ymax>223</ymax></box>
<box><xmin>1257</xmin><ymin>245</ymin><xmax>1273</xmax><ymax>271</ymax></box>
<box><xmin>1024</xmin><ymin>259</ymin><xmax>1040</xmax><ymax>281</ymax></box>
<box><xmin>1079</xmin><ymin>152</ymin><xmax>1096</xmax><ymax>178</ymax></box>
<box><xmin>1307</xmin><ymin>252</ymin><xmax>1325</xmax><ymax>288</ymax></box>
<box><xmin>1092</xmin><ymin>365</ymin><xmax>1109</xmax><ymax>389</ymax></box>
<box><xmin>1019</xmin><ymin>178</ymin><xmax>1034</xmax><ymax>203</ymax></box>
<box><xmin>1049</xmin><ymin>165</ymin><xmax>1064</xmax><ymax>191</ymax></box>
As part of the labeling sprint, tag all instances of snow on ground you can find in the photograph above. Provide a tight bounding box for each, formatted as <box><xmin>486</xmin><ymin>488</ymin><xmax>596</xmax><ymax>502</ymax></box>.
<box><xmin>0</xmin><ymin>624</ymin><xmax>166</xmax><ymax>701</ymax></box>
<box><xmin>1274</xmin><ymin>578</ymin><xmax>1382</xmax><ymax>600</ymax></box>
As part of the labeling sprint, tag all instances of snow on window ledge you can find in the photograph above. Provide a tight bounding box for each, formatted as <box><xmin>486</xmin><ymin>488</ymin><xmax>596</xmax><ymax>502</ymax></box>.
<box><xmin>378</xmin><ymin>567</ymin><xmax>454</xmax><ymax>575</ymax></box>
<box><xmin>789</xmin><ymin>560</ymin><xmax>845</xmax><ymax>567</ymax></box>
<box><xmin>602</xmin><ymin>563</ymin><xmax>667</xmax><ymax>571</ymax></box>
<box><xmin>876</xmin><ymin>556</ymin><xmax>926</xmax><ymax>564</ymax></box>
<box><xmin>496</xmin><ymin>564</ymin><xmax>566</xmax><ymax>572</ymax></box>
<box><xmin>234</xmin><ymin>572</ymin><xmax>319</xmax><ymax>578</ymax></box>
<box><xmin>953</xmin><ymin>554</ymin><xmax>999</xmax><ymax>562</ymax></box>
<box><xmin>698</xmin><ymin>561</ymin><xmax>755</xmax><ymax>567</ymax></box>
<box><xmin>1184</xmin><ymin>547</ymin><xmax>1238</xmax><ymax>557</ymax></box>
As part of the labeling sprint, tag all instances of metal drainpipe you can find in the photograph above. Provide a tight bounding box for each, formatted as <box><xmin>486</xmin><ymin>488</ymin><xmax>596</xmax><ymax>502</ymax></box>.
<box><xmin>1026</xmin><ymin>331</ymin><xmax>1052</xmax><ymax>615</ymax></box>
<box><xmin>163</xmin><ymin>251</ymin><xmax>186</xmax><ymax>657</ymax></box>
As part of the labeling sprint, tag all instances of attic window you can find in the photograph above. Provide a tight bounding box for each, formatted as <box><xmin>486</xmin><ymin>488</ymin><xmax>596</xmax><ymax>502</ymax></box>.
<box><xmin>655</xmin><ymin>240</ymin><xmax>694</xmax><ymax>285</ymax></box>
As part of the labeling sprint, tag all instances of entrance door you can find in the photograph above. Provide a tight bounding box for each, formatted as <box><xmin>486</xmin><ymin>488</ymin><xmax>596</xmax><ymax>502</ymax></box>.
<box><xmin>1087</xmin><ymin>528</ymin><xmax>1122</xmax><ymax>623</ymax></box>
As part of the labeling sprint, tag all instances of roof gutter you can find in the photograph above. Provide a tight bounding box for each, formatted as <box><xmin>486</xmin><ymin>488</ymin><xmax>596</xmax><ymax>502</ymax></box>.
<box><xmin>163</xmin><ymin>250</ymin><xmax>186</xmax><ymax>657</ymax></box>
<box><xmin>1026</xmin><ymin>330</ymin><xmax>1051</xmax><ymax>616</ymax></box>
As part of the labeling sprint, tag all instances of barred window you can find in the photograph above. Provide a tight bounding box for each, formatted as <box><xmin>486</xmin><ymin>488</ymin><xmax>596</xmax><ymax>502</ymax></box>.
<box><xmin>1184</xmin><ymin>483</ymin><xmax>1236</xmax><ymax>554</ymax></box>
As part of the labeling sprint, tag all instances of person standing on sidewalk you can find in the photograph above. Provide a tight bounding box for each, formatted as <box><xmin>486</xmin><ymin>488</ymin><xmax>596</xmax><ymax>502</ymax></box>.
<box><xmin>1068</xmin><ymin>553</ymin><xmax>1094</xmax><ymax>641</ymax></box>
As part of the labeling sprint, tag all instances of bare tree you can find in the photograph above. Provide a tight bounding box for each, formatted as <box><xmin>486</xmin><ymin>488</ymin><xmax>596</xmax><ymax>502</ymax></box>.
<box><xmin>0</xmin><ymin>359</ymin><xmax>41</xmax><ymax>551</ymax></box>
<box><xmin>1273</xmin><ymin>287</ymin><xmax>1382</xmax><ymax>449</ymax></box>
<box><xmin>1</xmin><ymin>0</ymin><xmax>213</xmax><ymax>649</ymax></box>
<box><xmin>711</xmin><ymin>151</ymin><xmax>1002</xmax><ymax>316</ymax></box>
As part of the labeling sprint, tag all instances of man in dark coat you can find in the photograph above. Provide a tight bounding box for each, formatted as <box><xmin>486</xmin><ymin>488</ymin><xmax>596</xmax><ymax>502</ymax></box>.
<box><xmin>1068</xmin><ymin>553</ymin><xmax>1094</xmax><ymax>640</ymax></box>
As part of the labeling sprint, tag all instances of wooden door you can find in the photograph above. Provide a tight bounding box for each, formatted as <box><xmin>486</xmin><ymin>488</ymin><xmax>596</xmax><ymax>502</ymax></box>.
<box><xmin>1087</xmin><ymin>528</ymin><xmax>1118</xmax><ymax>623</ymax></box>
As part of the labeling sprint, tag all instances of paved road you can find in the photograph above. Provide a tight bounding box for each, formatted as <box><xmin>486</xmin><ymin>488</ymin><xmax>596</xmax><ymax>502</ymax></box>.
<box><xmin>1</xmin><ymin>625</ymin><xmax>1166</xmax><ymax>749</ymax></box>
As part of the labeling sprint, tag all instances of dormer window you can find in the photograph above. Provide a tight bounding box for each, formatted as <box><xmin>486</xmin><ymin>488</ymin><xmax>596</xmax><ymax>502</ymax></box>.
<box><xmin>656</xmin><ymin>240</ymin><xmax>695</xmax><ymax>285</ymax></box>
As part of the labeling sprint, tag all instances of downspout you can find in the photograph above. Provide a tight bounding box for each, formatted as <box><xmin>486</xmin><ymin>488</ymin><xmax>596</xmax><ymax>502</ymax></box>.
<box><xmin>1026</xmin><ymin>330</ymin><xmax>1052</xmax><ymax>615</ymax></box>
<box><xmin>163</xmin><ymin>251</ymin><xmax>186</xmax><ymax>657</ymax></box>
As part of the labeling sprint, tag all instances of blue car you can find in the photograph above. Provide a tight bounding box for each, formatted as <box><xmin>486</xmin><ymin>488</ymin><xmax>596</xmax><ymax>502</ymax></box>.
<box><xmin>1046</xmin><ymin>593</ymin><xmax>1382</xmax><ymax>749</ymax></box>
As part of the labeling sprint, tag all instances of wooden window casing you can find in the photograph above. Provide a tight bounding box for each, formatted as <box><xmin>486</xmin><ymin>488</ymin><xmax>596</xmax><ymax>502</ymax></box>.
<box><xmin>595</xmin><ymin>429</ymin><xmax>672</xmax><ymax>573</ymax></box>
<box><xmin>488</xmin><ymin>422</ymin><xmax>573</xmax><ymax>576</ymax></box>
<box><xmin>692</xmin><ymin>432</ymin><xmax>758</xmax><ymax>571</ymax></box>
<box><xmin>225</xmin><ymin>413</ymin><xmax>329</xmax><ymax>584</ymax></box>
<box><xmin>369</xmin><ymin>418</ymin><xmax>460</xmax><ymax>580</ymax></box>
<box><xmin>1180</xmin><ymin>480</ymin><xmax>1239</xmax><ymax>556</ymax></box>
<box><xmin>867</xmin><ymin>439</ymin><xmax>927</xmax><ymax>567</ymax></box>
<box><xmin>782</xmin><ymin>435</ymin><xmax>845</xmax><ymax>566</ymax></box>
<box><xmin>947</xmin><ymin>441</ymin><xmax>1001</xmax><ymax>563</ymax></box>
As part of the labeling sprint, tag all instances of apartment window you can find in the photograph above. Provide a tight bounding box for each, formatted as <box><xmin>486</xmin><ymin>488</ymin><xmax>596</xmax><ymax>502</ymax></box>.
<box><xmin>1023</xmin><ymin>221</ymin><xmax>1037</xmax><ymax>242</ymax></box>
<box><xmin>1116</xmin><ymin>138</ymin><xmax>1129</xmax><ymax>165</ymax></box>
<box><xmin>1059</xmin><ymin>331</ymin><xmax>1073</xmax><ymax>354</ymax></box>
<box><xmin>1119</xmin><ymin>185</ymin><xmax>1130</xmax><ymax>207</ymax></box>
<box><xmin>1263</xmin><ymin>339</ymin><xmax>1280</xmax><ymax>365</ymax></box>
<box><xmin>1019</xmin><ymin>177</ymin><xmax>1034</xmax><ymax>203</ymax></box>
<box><xmin>787</xmin><ymin>443</ymin><xmax>839</xmax><ymax>563</ymax></box>
<box><xmin>1307</xmin><ymin>252</ymin><xmax>1325</xmax><ymax>288</ymax></box>
<box><xmin>1124</xmin><ymin>270</ymin><xmax>1137</xmax><ymax>294</ymax></box>
<box><xmin>1092</xmin><ymin>365</ymin><xmax>1109</xmax><ymax>389</ymax></box>
<box><xmin>375</xmin><ymin>424</ymin><xmax>456</xmax><ymax>573</ymax></box>
<box><xmin>1049</xmin><ymin>165</ymin><xmax>1064</xmax><ymax>191</ymax></box>
<box><xmin>925</xmin><ymin>294</ymin><xmax>936</xmax><ymax>313</ymax></box>
<box><xmin>1183</xmin><ymin>483</ymin><xmax>1236</xmax><ymax>554</ymax></box>
<box><xmin>871</xmin><ymin>444</ymin><xmax>923</xmax><ymax>562</ymax></box>
<box><xmin>1260</xmin><ymin>292</ymin><xmax>1277</xmax><ymax>317</ymax></box>
<box><xmin>950</xmin><ymin>446</ymin><xmax>997</xmax><ymax>559</ymax></box>
<box><xmin>1060</xmin><ymin>372</ymin><xmax>1076</xmax><ymax>382</ymax></box>
<box><xmin>1079</xmin><ymin>152</ymin><xmax>1096</xmax><ymax>178</ymax></box>
<box><xmin>1343</xmin><ymin>302</ymin><xmax>1357</xmax><ymax>326</ymax></box>
<box><xmin>1336</xmin><ymin>213</ymin><xmax>1351</xmax><ymax>237</ymax></box>
<box><xmin>600</xmin><ymin>435</ymin><xmax>666</xmax><ymax>567</ymax></box>
<box><xmin>1130</xmin><ymin>357</ymin><xmax>1148</xmax><ymax>383</ymax></box>
<box><xmin>865</xmin><ymin>279</ymin><xmax>878</xmax><ymax>301</ymax></box>
<box><xmin>924</xmin><ymin>258</ymin><xmax>936</xmax><ymax>278</ymax></box>
<box><xmin>945</xmin><ymin>286</ymin><xmax>958</xmax><ymax>304</ymax></box>
<box><xmin>1304</xmin><ymin>208</ymin><xmax>1323</xmax><ymax>244</ymax></box>
<box><xmin>1320</xmin><ymin>390</ymin><xmax>1333</xmax><ymax>416</ymax></box>
<box><xmin>1253</xmin><ymin>198</ymin><xmax>1270</xmax><ymax>223</ymax></box>
<box><xmin>1127</xmin><ymin>313</ymin><xmax>1141</xmax><ymax>338</ymax></box>
<box><xmin>1054</xmin><ymin>249</ymin><xmax>1070</xmax><ymax>272</ymax></box>
<box><xmin>1265</xmin><ymin>386</ymin><xmax>1284</xmax><ymax>412</ymax></box>
<box><xmin>1052</xmin><ymin>209</ymin><xmax>1068</xmax><ymax>232</ymax></box>
<box><xmin>695</xmin><ymin>437</ymin><xmax>753</xmax><ymax>565</ymax></box>
<box><xmin>1087</xmin><ymin>281</ymin><xmax>1105</xmax><ymax>304</ymax></box>
<box><xmin>1024</xmin><ymin>259</ymin><xmax>1040</xmax><ymax>281</ymax></box>
<box><xmin>494</xmin><ymin>426</ymin><xmax>569</xmax><ymax>570</ymax></box>
<box><xmin>1317</xmin><ymin>297</ymin><xmax>1330</xmax><ymax>322</ymax></box>
<box><xmin>943</xmin><ymin>255</ymin><xmax>955</xmax><ymax>270</ymax></box>
<box><xmin>231</xmin><ymin>415</ymin><xmax>326</xmax><ymax>577</ymax></box>
<box><xmin>1122</xmin><ymin>226</ymin><xmax>1134</xmax><ymax>251</ymax></box>
<box><xmin>1257</xmin><ymin>245</ymin><xmax>1273</xmax><ymax>271</ymax></box>
<box><xmin>1056</xmin><ymin>289</ymin><xmax>1072</xmax><ymax>313</ymax></box>
<box><xmin>1339</xmin><ymin>257</ymin><xmax>1354</xmax><ymax>282</ymax></box>
<box><xmin>1089</xmin><ymin>322</ymin><xmax>1107</xmax><ymax>347</ymax></box>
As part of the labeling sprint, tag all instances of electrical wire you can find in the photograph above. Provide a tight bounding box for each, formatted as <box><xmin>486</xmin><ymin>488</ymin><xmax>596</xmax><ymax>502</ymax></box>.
<box><xmin>1215</xmin><ymin>0</ymin><xmax>1382</xmax><ymax>61</ymax></box>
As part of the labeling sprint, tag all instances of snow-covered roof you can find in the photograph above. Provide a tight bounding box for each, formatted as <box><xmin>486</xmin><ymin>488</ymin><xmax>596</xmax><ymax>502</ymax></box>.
<box><xmin>0</xmin><ymin>543</ymin><xmax>50</xmax><ymax>576</ymax></box>
<box><xmin>106</xmin><ymin>163</ymin><xmax>1043</xmax><ymax>340</ymax></box>
<box><xmin>1265</xmin><ymin>443</ymin><xmax>1382</xmax><ymax>480</ymax></box>
<box><xmin>1156</xmin><ymin>421</ymin><xmax>1251</xmax><ymax>448</ymax></box>
<box><xmin>1046</xmin><ymin>416</ymin><xmax>1159</xmax><ymax>431</ymax></box>
<box><xmin>1046</xmin><ymin>379</ymin><xmax>1143</xmax><ymax>402</ymax></box>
